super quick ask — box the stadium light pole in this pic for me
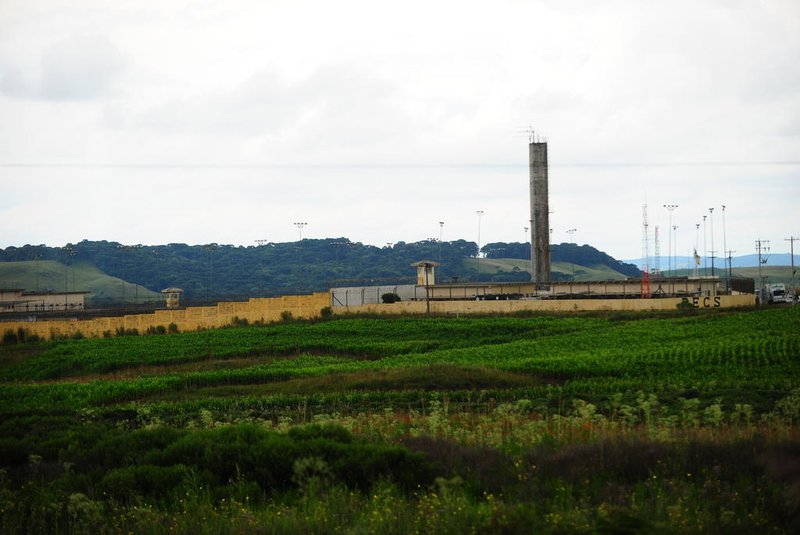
[566,228,577,281]
[703,215,708,274]
[672,225,679,276]
[709,207,715,277]
[524,226,530,276]
[255,239,268,297]
[663,204,678,274]
[438,221,444,264]
[476,210,484,282]
[722,205,729,292]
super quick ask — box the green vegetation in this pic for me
[465,257,629,281]
[0,260,160,305]
[0,239,640,302]
[1,307,798,532]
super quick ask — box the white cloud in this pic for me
[0,0,798,259]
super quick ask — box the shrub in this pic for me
[2,330,17,345]
[230,316,249,327]
[320,306,333,319]
[381,293,401,304]
[280,310,294,322]
[168,322,179,333]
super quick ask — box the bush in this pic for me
[168,322,179,333]
[280,311,294,322]
[381,293,401,304]
[2,330,18,345]
[320,306,333,319]
[230,316,249,327]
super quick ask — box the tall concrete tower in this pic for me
[529,141,551,287]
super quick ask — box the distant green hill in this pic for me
[661,265,797,288]
[0,239,640,300]
[464,258,628,282]
[0,260,161,305]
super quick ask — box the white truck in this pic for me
[767,283,787,304]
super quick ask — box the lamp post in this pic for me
[476,210,484,282]
[438,221,444,264]
[703,215,708,274]
[663,204,678,274]
[524,226,530,276]
[204,243,218,302]
[62,245,74,316]
[672,225,678,276]
[694,223,700,277]
[566,228,577,281]
[255,239,268,297]
[722,205,729,292]
[293,222,308,291]
[709,207,715,276]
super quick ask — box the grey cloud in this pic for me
[125,64,434,161]
[1,35,125,100]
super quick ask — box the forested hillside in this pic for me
[0,239,640,302]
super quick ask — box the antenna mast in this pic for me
[641,204,651,298]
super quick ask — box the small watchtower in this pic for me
[411,260,439,286]
[161,288,184,309]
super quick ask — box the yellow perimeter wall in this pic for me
[335,294,756,316]
[2,293,755,341]
[3,292,330,341]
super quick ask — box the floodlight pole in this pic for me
[476,210,484,281]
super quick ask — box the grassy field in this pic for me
[463,257,628,280]
[0,260,160,304]
[1,307,799,533]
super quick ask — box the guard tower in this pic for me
[411,261,438,286]
[161,288,184,309]
[529,140,551,288]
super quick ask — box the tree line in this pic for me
[0,239,639,303]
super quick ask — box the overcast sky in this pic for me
[1,0,798,261]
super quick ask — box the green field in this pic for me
[0,260,160,304]
[1,308,799,533]
[464,257,628,280]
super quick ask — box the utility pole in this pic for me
[708,207,715,277]
[787,236,798,305]
[755,239,770,305]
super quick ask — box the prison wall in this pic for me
[334,294,755,316]
[2,292,331,340]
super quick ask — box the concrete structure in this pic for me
[0,288,88,313]
[161,288,184,309]
[529,141,551,288]
[411,260,438,285]
[1,281,755,343]
[415,276,721,302]
[339,294,754,315]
